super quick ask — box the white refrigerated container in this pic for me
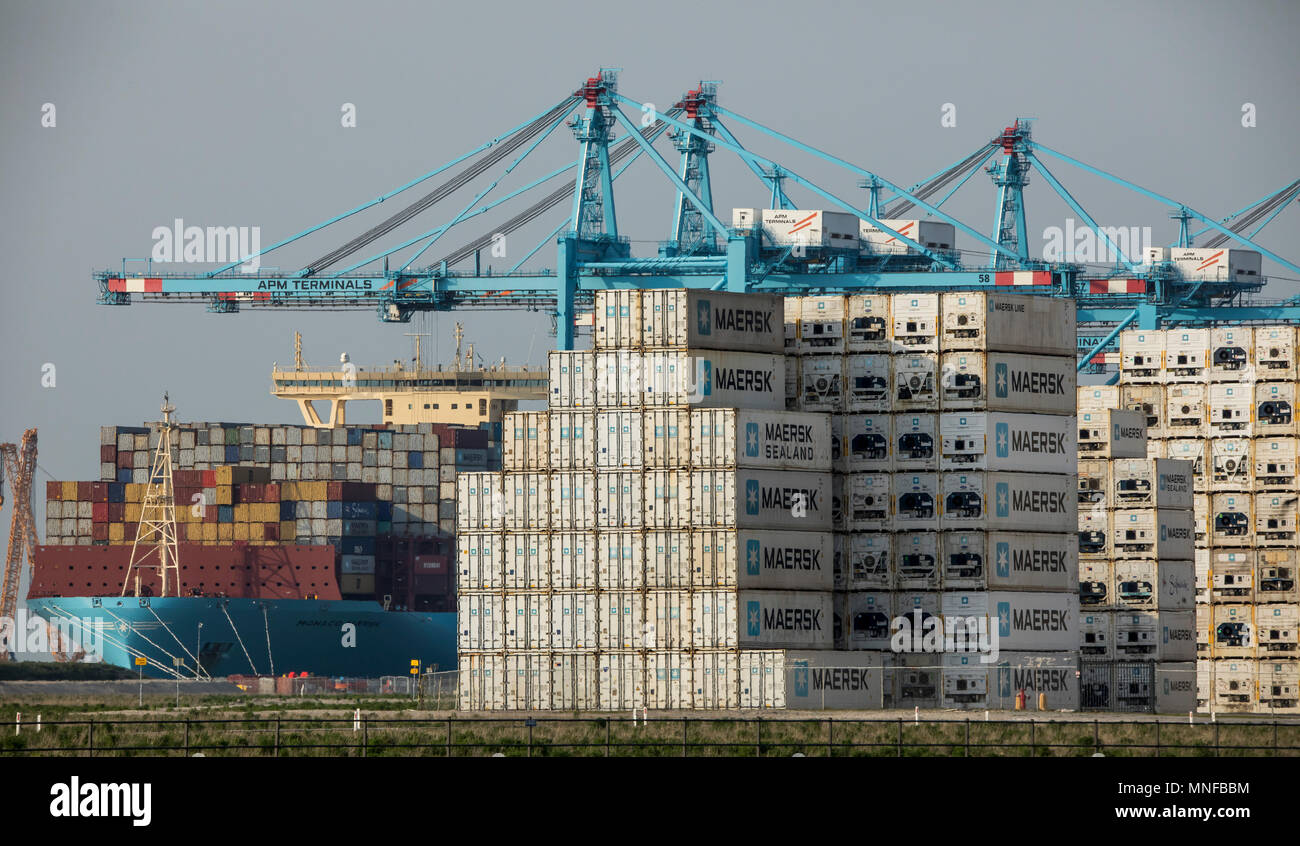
[938,411,1075,472]
[639,288,785,353]
[690,468,834,531]
[548,349,595,409]
[938,292,1075,355]
[690,408,834,471]
[939,351,1077,413]
[845,294,892,352]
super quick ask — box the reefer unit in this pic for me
[1208,383,1254,435]
[798,355,844,412]
[1119,384,1166,440]
[1254,492,1299,545]
[939,292,1075,355]
[1254,382,1297,438]
[1079,611,1112,658]
[891,472,940,530]
[639,289,785,353]
[1163,440,1206,490]
[1111,508,1195,559]
[1255,325,1298,379]
[1203,660,1257,710]
[844,472,891,531]
[1078,559,1112,608]
[1211,604,1256,657]
[842,414,892,472]
[842,532,892,590]
[1119,330,1164,383]
[690,408,833,471]
[861,218,956,256]
[940,470,1077,533]
[1112,560,1195,611]
[1077,408,1146,458]
[942,590,1078,652]
[1210,438,1253,489]
[1109,458,1195,509]
[1209,326,1253,380]
[941,530,1076,591]
[938,352,1077,413]
[843,591,893,650]
[892,353,939,411]
[1203,548,1255,603]
[1256,604,1298,653]
[894,531,940,589]
[844,354,892,412]
[1077,385,1120,412]
[1164,383,1208,438]
[939,412,1076,473]
[690,529,835,591]
[1211,492,1254,547]
[1258,549,1300,603]
[1162,328,1210,381]
[1257,660,1300,711]
[690,469,834,531]
[796,295,846,354]
[639,350,787,410]
[891,294,940,350]
[845,294,892,352]
[1114,611,1195,661]
[893,413,938,471]
[548,350,595,409]
[760,208,859,250]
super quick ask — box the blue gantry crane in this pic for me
[95,70,1300,372]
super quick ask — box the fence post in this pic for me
[446,718,452,758]
[827,718,833,758]
[184,719,189,756]
[1274,720,1279,753]
[1154,720,1160,758]
[1214,721,1219,757]
[755,717,761,758]
[896,718,903,757]
[1093,719,1099,754]
[606,719,611,758]
[362,718,368,758]
[528,720,533,758]
[274,717,281,758]
[88,718,93,758]
[683,718,688,758]
[964,719,970,757]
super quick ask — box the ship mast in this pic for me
[121,394,181,598]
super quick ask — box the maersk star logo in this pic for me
[697,300,712,335]
[994,422,1009,458]
[995,482,1010,517]
[997,601,1011,637]
[1112,423,1121,441]
[746,539,761,575]
[995,541,1010,578]
[793,662,809,697]
[747,601,762,637]
[745,479,760,515]
[1160,525,1167,541]
[998,664,1011,698]
[994,362,1008,398]
[745,422,760,457]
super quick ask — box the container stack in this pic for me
[457,289,884,710]
[1117,326,1300,714]
[42,420,500,613]
[787,291,1082,710]
[1073,395,1198,712]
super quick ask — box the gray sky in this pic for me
[1,0,1297,592]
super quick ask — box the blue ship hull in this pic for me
[25,596,457,679]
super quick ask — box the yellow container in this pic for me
[281,482,298,500]
[202,523,217,542]
[109,523,125,542]
[125,503,142,522]
[234,523,249,541]
[62,481,78,500]
[279,521,296,541]
[234,504,249,522]
[125,484,142,503]
[305,482,327,500]
[215,466,233,486]
[217,524,233,542]
[216,486,232,506]
[262,503,279,522]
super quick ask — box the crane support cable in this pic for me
[437,108,682,269]
[302,96,582,275]
[1199,179,1300,248]
[885,142,997,218]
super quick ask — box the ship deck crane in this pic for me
[92,70,1299,361]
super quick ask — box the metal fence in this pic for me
[4,714,1299,757]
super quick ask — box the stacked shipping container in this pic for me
[785,290,1083,710]
[1115,326,1300,713]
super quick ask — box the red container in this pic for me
[90,482,110,502]
[263,484,280,502]
[116,452,133,469]
[240,484,261,504]
[108,502,124,522]
[91,523,108,541]
[100,445,116,462]
[325,482,341,501]
[201,470,217,487]
[264,523,279,542]
[77,481,93,501]
[92,502,109,523]
[46,481,61,501]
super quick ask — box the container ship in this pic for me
[23,336,545,679]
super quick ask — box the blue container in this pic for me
[408,451,423,469]
[218,505,234,523]
[348,428,363,446]
[377,431,393,450]
[117,468,132,483]
[343,520,377,537]
[280,500,297,521]
[342,536,377,557]
[326,536,342,554]
[225,445,240,463]
[377,520,392,535]
[393,506,418,523]
[108,483,125,503]
[455,449,487,468]
[326,500,343,519]
[376,501,392,521]
[342,501,378,520]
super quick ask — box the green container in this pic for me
[225,428,240,445]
